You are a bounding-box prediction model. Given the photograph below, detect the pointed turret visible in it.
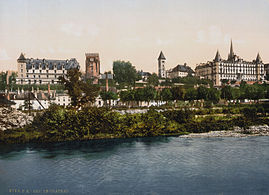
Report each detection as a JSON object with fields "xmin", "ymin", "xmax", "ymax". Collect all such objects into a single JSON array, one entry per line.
[
  {"xmin": 17, "ymin": 53, "xmax": 26, "ymax": 62},
  {"xmin": 214, "ymin": 50, "xmax": 222, "ymax": 62},
  {"xmin": 256, "ymin": 53, "xmax": 262, "ymax": 63},
  {"xmin": 158, "ymin": 51, "xmax": 166, "ymax": 78},
  {"xmin": 158, "ymin": 51, "xmax": 166, "ymax": 60},
  {"xmin": 228, "ymin": 40, "xmax": 234, "ymax": 60}
]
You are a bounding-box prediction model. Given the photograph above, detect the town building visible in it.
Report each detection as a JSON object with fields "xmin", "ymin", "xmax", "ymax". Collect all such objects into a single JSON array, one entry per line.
[
  {"xmin": 85, "ymin": 53, "xmax": 100, "ymax": 84},
  {"xmin": 265, "ymin": 63, "xmax": 269, "ymax": 80},
  {"xmin": 167, "ymin": 63, "xmax": 194, "ymax": 79},
  {"xmin": 158, "ymin": 51, "xmax": 166, "ymax": 78},
  {"xmin": 195, "ymin": 41, "xmax": 265, "ymax": 86},
  {"xmin": 16, "ymin": 53, "xmax": 80, "ymax": 85}
]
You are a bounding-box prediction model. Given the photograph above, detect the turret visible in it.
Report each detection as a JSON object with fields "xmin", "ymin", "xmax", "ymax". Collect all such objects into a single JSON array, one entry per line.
[
  {"xmin": 158, "ymin": 51, "xmax": 166, "ymax": 78},
  {"xmin": 214, "ymin": 50, "xmax": 222, "ymax": 62}
]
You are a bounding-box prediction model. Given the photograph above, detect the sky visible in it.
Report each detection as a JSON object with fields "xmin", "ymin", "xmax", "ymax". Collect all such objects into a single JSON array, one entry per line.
[{"xmin": 0, "ymin": 0, "xmax": 269, "ymax": 73}]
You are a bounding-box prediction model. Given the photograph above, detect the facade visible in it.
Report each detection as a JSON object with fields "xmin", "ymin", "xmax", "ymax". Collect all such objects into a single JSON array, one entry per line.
[
  {"xmin": 158, "ymin": 51, "xmax": 166, "ymax": 78},
  {"xmin": 265, "ymin": 63, "xmax": 269, "ymax": 79},
  {"xmin": 167, "ymin": 63, "xmax": 194, "ymax": 79},
  {"xmin": 85, "ymin": 53, "xmax": 100, "ymax": 83},
  {"xmin": 195, "ymin": 41, "xmax": 265, "ymax": 86},
  {"xmin": 16, "ymin": 53, "xmax": 80, "ymax": 85}
]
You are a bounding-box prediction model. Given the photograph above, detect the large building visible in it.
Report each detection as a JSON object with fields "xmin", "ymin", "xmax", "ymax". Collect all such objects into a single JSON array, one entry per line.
[
  {"xmin": 16, "ymin": 53, "xmax": 80, "ymax": 85},
  {"xmin": 158, "ymin": 51, "xmax": 166, "ymax": 78},
  {"xmin": 195, "ymin": 41, "xmax": 265, "ymax": 86},
  {"xmin": 167, "ymin": 63, "xmax": 194, "ymax": 79},
  {"xmin": 85, "ymin": 53, "xmax": 100, "ymax": 83}
]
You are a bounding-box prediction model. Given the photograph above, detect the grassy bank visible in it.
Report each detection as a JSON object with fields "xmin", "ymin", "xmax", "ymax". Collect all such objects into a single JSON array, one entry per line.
[{"xmin": 0, "ymin": 104, "xmax": 268, "ymax": 144}]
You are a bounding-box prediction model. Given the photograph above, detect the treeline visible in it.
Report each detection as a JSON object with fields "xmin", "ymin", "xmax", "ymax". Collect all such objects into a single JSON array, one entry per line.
[{"xmin": 0, "ymin": 104, "xmax": 268, "ymax": 144}]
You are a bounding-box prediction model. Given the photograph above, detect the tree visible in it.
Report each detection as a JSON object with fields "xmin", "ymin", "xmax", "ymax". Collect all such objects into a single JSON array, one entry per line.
[
  {"xmin": 221, "ymin": 86, "xmax": 233, "ymax": 101},
  {"xmin": 185, "ymin": 88, "xmax": 197, "ymax": 101},
  {"xmin": 142, "ymin": 87, "xmax": 157, "ymax": 105},
  {"xmin": 113, "ymin": 60, "xmax": 138, "ymax": 87},
  {"xmin": 100, "ymin": 91, "xmax": 118, "ymax": 107},
  {"xmin": 171, "ymin": 87, "xmax": 185, "ymax": 101},
  {"xmin": 197, "ymin": 86, "xmax": 209, "ymax": 101},
  {"xmin": 160, "ymin": 88, "xmax": 173, "ymax": 103},
  {"xmin": 120, "ymin": 90, "xmax": 135, "ymax": 106},
  {"xmin": 208, "ymin": 88, "xmax": 220, "ymax": 104},
  {"xmin": 147, "ymin": 73, "xmax": 159, "ymax": 86},
  {"xmin": 59, "ymin": 69, "xmax": 100, "ymax": 108}
]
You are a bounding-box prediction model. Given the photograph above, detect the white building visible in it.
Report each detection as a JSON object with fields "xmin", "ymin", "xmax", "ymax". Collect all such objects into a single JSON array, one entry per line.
[
  {"xmin": 158, "ymin": 51, "xmax": 166, "ymax": 78},
  {"xmin": 195, "ymin": 41, "xmax": 265, "ymax": 86},
  {"xmin": 16, "ymin": 53, "xmax": 80, "ymax": 85}
]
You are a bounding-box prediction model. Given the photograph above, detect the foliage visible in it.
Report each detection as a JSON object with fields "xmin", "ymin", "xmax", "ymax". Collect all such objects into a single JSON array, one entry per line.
[
  {"xmin": 59, "ymin": 69, "xmax": 100, "ymax": 108},
  {"xmin": 147, "ymin": 73, "xmax": 159, "ymax": 86},
  {"xmin": 112, "ymin": 60, "xmax": 138, "ymax": 87}
]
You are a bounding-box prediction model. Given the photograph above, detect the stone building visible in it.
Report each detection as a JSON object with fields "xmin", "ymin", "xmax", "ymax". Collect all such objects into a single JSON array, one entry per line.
[
  {"xmin": 16, "ymin": 53, "xmax": 80, "ymax": 85},
  {"xmin": 167, "ymin": 63, "xmax": 194, "ymax": 79},
  {"xmin": 158, "ymin": 51, "xmax": 166, "ymax": 78},
  {"xmin": 85, "ymin": 53, "xmax": 100, "ymax": 83},
  {"xmin": 195, "ymin": 41, "xmax": 265, "ymax": 86}
]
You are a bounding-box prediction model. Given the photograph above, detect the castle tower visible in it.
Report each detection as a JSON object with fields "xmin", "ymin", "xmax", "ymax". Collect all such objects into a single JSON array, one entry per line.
[
  {"xmin": 214, "ymin": 50, "xmax": 222, "ymax": 62},
  {"xmin": 17, "ymin": 53, "xmax": 27, "ymax": 84},
  {"xmin": 158, "ymin": 51, "xmax": 166, "ymax": 78},
  {"xmin": 85, "ymin": 53, "xmax": 100, "ymax": 84}
]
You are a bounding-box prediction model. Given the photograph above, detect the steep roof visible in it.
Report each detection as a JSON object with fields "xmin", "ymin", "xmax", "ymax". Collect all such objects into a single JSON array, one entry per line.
[
  {"xmin": 256, "ymin": 53, "xmax": 262, "ymax": 62},
  {"xmin": 214, "ymin": 50, "xmax": 222, "ymax": 62},
  {"xmin": 17, "ymin": 53, "xmax": 26, "ymax": 62},
  {"xmin": 158, "ymin": 51, "xmax": 166, "ymax": 60},
  {"xmin": 171, "ymin": 64, "xmax": 194, "ymax": 74}
]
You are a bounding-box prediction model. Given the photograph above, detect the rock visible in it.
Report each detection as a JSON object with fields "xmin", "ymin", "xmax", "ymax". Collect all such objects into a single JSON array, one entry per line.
[{"xmin": 0, "ymin": 107, "xmax": 34, "ymax": 131}]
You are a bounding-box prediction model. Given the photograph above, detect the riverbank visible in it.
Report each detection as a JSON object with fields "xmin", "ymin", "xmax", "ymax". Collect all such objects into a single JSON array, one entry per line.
[
  {"xmin": 181, "ymin": 125, "xmax": 269, "ymax": 138},
  {"xmin": 0, "ymin": 105, "xmax": 268, "ymax": 144}
]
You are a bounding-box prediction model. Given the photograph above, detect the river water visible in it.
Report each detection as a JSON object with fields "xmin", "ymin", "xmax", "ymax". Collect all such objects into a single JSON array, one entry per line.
[{"xmin": 1, "ymin": 136, "xmax": 269, "ymax": 195}]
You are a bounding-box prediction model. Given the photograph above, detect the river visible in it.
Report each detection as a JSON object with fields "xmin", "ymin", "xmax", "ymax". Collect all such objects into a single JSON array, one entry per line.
[{"xmin": 1, "ymin": 136, "xmax": 269, "ymax": 194}]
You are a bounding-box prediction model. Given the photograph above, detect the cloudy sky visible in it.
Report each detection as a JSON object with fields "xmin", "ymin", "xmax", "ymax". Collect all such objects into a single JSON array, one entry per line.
[{"xmin": 0, "ymin": 0, "xmax": 269, "ymax": 73}]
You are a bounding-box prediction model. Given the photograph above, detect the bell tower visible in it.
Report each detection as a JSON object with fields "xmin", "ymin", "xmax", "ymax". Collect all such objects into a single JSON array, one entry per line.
[{"xmin": 158, "ymin": 51, "xmax": 166, "ymax": 78}]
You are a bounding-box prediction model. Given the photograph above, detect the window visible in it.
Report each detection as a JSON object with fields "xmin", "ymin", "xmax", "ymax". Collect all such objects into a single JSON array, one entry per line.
[
  {"xmin": 39, "ymin": 80, "xmax": 42, "ymax": 84},
  {"xmin": 21, "ymin": 69, "xmax": 23, "ymax": 73}
]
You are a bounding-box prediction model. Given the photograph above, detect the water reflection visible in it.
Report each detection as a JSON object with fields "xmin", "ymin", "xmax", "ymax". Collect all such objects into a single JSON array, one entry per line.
[{"xmin": 0, "ymin": 136, "xmax": 172, "ymax": 159}]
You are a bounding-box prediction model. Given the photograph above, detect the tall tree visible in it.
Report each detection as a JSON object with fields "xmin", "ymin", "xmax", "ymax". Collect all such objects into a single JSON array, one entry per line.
[
  {"xmin": 59, "ymin": 69, "xmax": 99, "ymax": 108},
  {"xmin": 147, "ymin": 73, "xmax": 159, "ymax": 86},
  {"xmin": 113, "ymin": 60, "xmax": 138, "ymax": 87},
  {"xmin": 160, "ymin": 88, "xmax": 173, "ymax": 103}
]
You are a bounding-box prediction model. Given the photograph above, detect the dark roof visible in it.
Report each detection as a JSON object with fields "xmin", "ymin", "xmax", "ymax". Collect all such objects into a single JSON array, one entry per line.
[
  {"xmin": 17, "ymin": 53, "xmax": 26, "ymax": 62},
  {"xmin": 171, "ymin": 64, "xmax": 194, "ymax": 73},
  {"xmin": 214, "ymin": 50, "xmax": 222, "ymax": 62},
  {"xmin": 256, "ymin": 53, "xmax": 262, "ymax": 62},
  {"xmin": 25, "ymin": 58, "xmax": 80, "ymax": 70},
  {"xmin": 158, "ymin": 51, "xmax": 166, "ymax": 60}
]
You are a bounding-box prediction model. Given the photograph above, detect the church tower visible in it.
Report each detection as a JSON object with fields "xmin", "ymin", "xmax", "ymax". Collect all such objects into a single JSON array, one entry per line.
[
  {"xmin": 158, "ymin": 51, "xmax": 166, "ymax": 78},
  {"xmin": 228, "ymin": 40, "xmax": 235, "ymax": 61}
]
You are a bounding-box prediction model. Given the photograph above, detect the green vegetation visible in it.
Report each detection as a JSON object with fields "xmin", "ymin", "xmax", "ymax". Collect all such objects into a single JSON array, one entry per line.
[
  {"xmin": 0, "ymin": 103, "xmax": 268, "ymax": 144},
  {"xmin": 112, "ymin": 60, "xmax": 140, "ymax": 88},
  {"xmin": 58, "ymin": 69, "xmax": 100, "ymax": 108}
]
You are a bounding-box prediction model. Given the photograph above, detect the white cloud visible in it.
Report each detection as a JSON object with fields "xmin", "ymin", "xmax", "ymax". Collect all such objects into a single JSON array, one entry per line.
[
  {"xmin": 156, "ymin": 38, "xmax": 172, "ymax": 45},
  {"xmin": 0, "ymin": 49, "xmax": 10, "ymax": 61},
  {"xmin": 195, "ymin": 25, "xmax": 244, "ymax": 45},
  {"xmin": 60, "ymin": 22, "xmax": 100, "ymax": 38}
]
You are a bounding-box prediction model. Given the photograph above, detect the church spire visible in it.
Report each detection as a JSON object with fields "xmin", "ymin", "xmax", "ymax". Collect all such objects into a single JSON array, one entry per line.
[
  {"xmin": 214, "ymin": 50, "xmax": 222, "ymax": 62},
  {"xmin": 256, "ymin": 52, "xmax": 262, "ymax": 63},
  {"xmin": 229, "ymin": 40, "xmax": 234, "ymax": 57}
]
